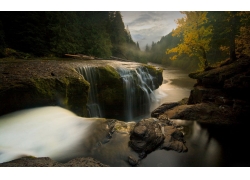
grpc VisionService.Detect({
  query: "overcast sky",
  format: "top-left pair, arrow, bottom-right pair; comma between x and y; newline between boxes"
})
121,11 -> 185,50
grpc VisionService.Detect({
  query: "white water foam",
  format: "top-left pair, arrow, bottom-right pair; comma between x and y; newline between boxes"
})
0,106 -> 96,163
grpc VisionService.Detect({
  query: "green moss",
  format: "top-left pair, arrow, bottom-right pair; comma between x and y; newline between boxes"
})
97,65 -> 123,103
143,64 -> 163,75
142,64 -> 163,88
30,75 -> 90,117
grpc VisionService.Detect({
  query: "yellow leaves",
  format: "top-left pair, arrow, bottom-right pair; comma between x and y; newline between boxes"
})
219,45 -> 230,55
170,55 -> 178,61
236,26 -> 250,56
167,11 -> 212,68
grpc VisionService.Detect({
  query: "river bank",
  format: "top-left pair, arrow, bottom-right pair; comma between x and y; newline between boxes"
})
1,56 -> 250,167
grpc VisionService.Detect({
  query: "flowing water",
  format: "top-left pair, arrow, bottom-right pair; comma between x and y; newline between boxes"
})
1,63 -> 249,166
76,65 -> 158,121
76,66 -> 103,117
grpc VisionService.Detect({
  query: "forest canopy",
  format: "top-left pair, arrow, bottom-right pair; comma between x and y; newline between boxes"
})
1,11 -> 249,72
0,11 -> 142,61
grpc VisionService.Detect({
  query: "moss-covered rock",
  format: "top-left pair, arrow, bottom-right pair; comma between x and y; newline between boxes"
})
96,65 -> 124,119
0,60 -> 90,116
143,64 -> 163,89
0,59 -> 163,119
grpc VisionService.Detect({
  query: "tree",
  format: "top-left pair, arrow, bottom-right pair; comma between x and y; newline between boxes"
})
145,44 -> 150,52
136,42 -> 140,50
0,12 -> 49,56
166,11 -> 213,70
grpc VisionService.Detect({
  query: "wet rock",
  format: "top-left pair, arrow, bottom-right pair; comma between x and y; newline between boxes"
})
129,118 -> 188,157
160,125 -> 188,153
128,156 -> 139,166
151,102 -> 179,118
156,56 -> 250,125
129,118 -> 165,154
151,98 -> 189,118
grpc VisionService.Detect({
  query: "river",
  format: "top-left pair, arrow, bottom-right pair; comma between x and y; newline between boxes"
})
0,63 -> 249,167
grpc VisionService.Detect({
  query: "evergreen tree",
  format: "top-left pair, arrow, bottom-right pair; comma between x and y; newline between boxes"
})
0,12 -> 49,56
145,44 -> 150,52
136,42 -> 140,50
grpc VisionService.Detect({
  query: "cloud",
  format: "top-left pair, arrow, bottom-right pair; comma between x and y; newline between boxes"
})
121,11 -> 185,50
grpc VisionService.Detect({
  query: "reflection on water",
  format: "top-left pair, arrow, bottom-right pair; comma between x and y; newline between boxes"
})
150,64 -> 196,112
139,120 -> 223,167
0,105 -> 249,166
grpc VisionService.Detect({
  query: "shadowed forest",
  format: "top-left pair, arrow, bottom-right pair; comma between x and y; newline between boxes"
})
0,11 -> 250,71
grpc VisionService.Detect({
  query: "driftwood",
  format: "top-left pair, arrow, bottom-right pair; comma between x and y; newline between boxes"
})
109,56 -> 131,62
64,54 -> 95,60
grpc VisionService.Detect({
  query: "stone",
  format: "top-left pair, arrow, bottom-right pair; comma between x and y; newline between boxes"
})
128,156 -> 139,166
129,118 -> 165,154
155,56 -> 250,125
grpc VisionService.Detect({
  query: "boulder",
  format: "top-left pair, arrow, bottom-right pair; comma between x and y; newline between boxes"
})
129,118 -> 188,159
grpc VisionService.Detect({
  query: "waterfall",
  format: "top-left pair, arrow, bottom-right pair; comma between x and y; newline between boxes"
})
76,65 -> 158,121
116,66 -> 157,121
76,66 -> 103,118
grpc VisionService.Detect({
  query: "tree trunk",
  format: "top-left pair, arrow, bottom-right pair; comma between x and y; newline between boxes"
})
230,12 -> 237,61
200,46 -> 208,68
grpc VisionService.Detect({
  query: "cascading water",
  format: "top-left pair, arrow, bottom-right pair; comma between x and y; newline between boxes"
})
116,66 -> 158,121
76,66 -> 103,118
0,106 -> 97,163
76,65 -> 159,121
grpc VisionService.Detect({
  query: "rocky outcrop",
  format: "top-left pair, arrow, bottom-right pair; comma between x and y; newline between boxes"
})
0,60 -> 90,117
0,156 -> 109,167
155,56 -> 250,125
0,59 -> 163,118
129,118 -> 188,164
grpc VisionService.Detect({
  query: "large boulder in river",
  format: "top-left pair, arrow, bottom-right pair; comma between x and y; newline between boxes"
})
129,118 -> 187,158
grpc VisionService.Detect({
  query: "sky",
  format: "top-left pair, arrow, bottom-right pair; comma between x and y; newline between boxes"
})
121,11 -> 185,50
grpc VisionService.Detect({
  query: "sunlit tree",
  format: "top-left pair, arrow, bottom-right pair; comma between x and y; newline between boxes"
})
166,11 -> 213,70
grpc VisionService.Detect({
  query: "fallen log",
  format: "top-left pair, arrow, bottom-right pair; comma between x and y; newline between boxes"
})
64,54 -> 95,60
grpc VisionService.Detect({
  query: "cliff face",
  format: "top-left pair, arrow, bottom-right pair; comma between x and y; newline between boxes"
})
0,59 -> 163,118
152,56 -> 250,125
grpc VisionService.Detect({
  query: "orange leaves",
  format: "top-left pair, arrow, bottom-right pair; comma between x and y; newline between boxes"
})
166,11 -> 212,69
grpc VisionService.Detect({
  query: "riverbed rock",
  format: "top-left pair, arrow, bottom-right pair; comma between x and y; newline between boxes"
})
129,118 -> 165,154
161,125 -> 188,152
0,60 -> 90,117
151,98 -> 188,118
129,118 -> 188,157
155,56 -> 250,125
0,156 -> 109,167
